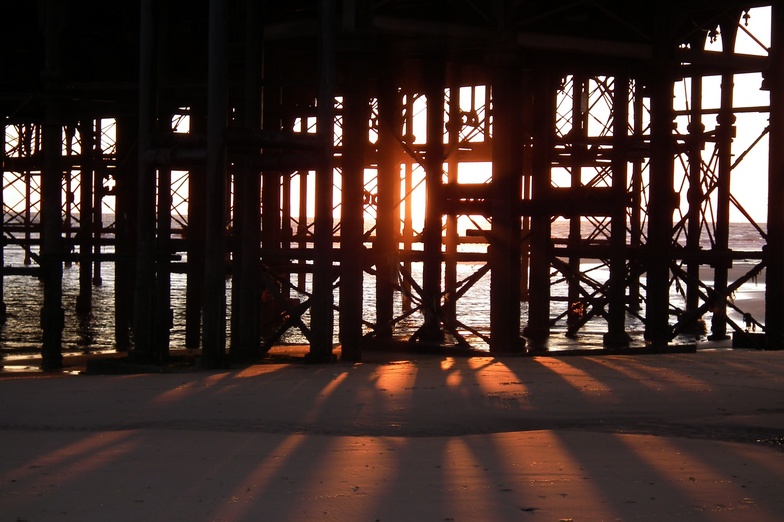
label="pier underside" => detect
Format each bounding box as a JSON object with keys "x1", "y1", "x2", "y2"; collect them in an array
[{"x1": 2, "y1": 0, "x2": 783, "y2": 367}]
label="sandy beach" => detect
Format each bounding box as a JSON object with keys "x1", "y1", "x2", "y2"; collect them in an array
[{"x1": 1, "y1": 346, "x2": 783, "y2": 521}]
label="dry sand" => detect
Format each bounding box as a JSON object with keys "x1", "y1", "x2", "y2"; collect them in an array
[{"x1": 1, "y1": 347, "x2": 784, "y2": 521}]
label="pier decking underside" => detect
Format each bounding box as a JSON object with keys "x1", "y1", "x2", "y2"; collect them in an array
[{"x1": 2, "y1": 0, "x2": 783, "y2": 368}]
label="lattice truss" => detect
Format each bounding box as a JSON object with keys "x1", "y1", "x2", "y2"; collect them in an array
[
  {"x1": 3, "y1": 124, "x2": 41, "y2": 239},
  {"x1": 668, "y1": 8, "x2": 770, "y2": 338},
  {"x1": 549, "y1": 74, "x2": 635, "y2": 338},
  {"x1": 2, "y1": 120, "x2": 118, "y2": 262}
]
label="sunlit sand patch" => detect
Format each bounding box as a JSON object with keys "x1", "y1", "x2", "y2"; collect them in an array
[
  {"x1": 533, "y1": 357, "x2": 616, "y2": 398},
  {"x1": 297, "y1": 436, "x2": 403, "y2": 521},
  {"x1": 469, "y1": 359, "x2": 532, "y2": 404},
  {"x1": 234, "y1": 364, "x2": 287, "y2": 378},
  {"x1": 373, "y1": 361, "x2": 417, "y2": 397},
  {"x1": 301, "y1": 370, "x2": 350, "y2": 424},
  {"x1": 585, "y1": 356, "x2": 713, "y2": 393},
  {"x1": 0, "y1": 431, "x2": 137, "y2": 487}
]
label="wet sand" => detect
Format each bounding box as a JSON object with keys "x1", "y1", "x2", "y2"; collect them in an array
[{"x1": 1, "y1": 347, "x2": 783, "y2": 521}]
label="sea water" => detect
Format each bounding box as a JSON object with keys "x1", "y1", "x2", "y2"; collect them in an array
[{"x1": 0, "y1": 222, "x2": 767, "y2": 357}]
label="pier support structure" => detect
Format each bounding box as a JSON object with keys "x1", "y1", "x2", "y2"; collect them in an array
[{"x1": 0, "y1": 2, "x2": 781, "y2": 367}]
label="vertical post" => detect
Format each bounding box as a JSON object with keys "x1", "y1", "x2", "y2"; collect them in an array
[
  {"x1": 133, "y1": 0, "x2": 158, "y2": 361},
  {"x1": 401, "y1": 94, "x2": 415, "y2": 313},
  {"x1": 766, "y1": 3, "x2": 784, "y2": 348},
  {"x1": 308, "y1": 0, "x2": 337, "y2": 362},
  {"x1": 339, "y1": 44, "x2": 368, "y2": 361},
  {"x1": 418, "y1": 55, "x2": 446, "y2": 344},
  {"x1": 375, "y1": 62, "x2": 401, "y2": 339},
  {"x1": 64, "y1": 126, "x2": 75, "y2": 270},
  {"x1": 297, "y1": 168, "x2": 308, "y2": 293},
  {"x1": 604, "y1": 74, "x2": 631, "y2": 347},
  {"x1": 567, "y1": 76, "x2": 586, "y2": 332},
  {"x1": 185, "y1": 103, "x2": 206, "y2": 349},
  {"x1": 76, "y1": 118, "x2": 94, "y2": 314},
  {"x1": 0, "y1": 124, "x2": 6, "y2": 323},
  {"x1": 524, "y1": 71, "x2": 554, "y2": 347},
  {"x1": 92, "y1": 121, "x2": 103, "y2": 287},
  {"x1": 231, "y1": 0, "x2": 263, "y2": 360},
  {"x1": 443, "y1": 79, "x2": 460, "y2": 329},
  {"x1": 628, "y1": 83, "x2": 645, "y2": 312},
  {"x1": 156, "y1": 152, "x2": 172, "y2": 358},
  {"x1": 115, "y1": 116, "x2": 136, "y2": 351},
  {"x1": 708, "y1": 21, "x2": 738, "y2": 341},
  {"x1": 645, "y1": 7, "x2": 676, "y2": 348},
  {"x1": 521, "y1": 80, "x2": 533, "y2": 301},
  {"x1": 489, "y1": 47, "x2": 523, "y2": 353},
  {"x1": 686, "y1": 52, "x2": 705, "y2": 331},
  {"x1": 40, "y1": 0, "x2": 64, "y2": 370},
  {"x1": 260, "y1": 85, "x2": 282, "y2": 310},
  {"x1": 201, "y1": 0, "x2": 230, "y2": 367}
]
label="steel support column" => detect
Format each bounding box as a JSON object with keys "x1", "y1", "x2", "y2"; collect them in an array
[
  {"x1": 155, "y1": 156, "x2": 172, "y2": 358},
  {"x1": 230, "y1": 0, "x2": 263, "y2": 360},
  {"x1": 418, "y1": 56, "x2": 446, "y2": 344},
  {"x1": 0, "y1": 126, "x2": 6, "y2": 323},
  {"x1": 524, "y1": 71, "x2": 554, "y2": 346},
  {"x1": 645, "y1": 11, "x2": 676, "y2": 348},
  {"x1": 604, "y1": 74, "x2": 631, "y2": 347},
  {"x1": 766, "y1": 2, "x2": 784, "y2": 348},
  {"x1": 186, "y1": 104, "x2": 206, "y2": 350},
  {"x1": 375, "y1": 63, "x2": 401, "y2": 339},
  {"x1": 133, "y1": 0, "x2": 159, "y2": 361},
  {"x1": 40, "y1": 0, "x2": 64, "y2": 370},
  {"x1": 76, "y1": 118, "x2": 94, "y2": 314},
  {"x1": 114, "y1": 116, "x2": 136, "y2": 351},
  {"x1": 201, "y1": 0, "x2": 230, "y2": 367},
  {"x1": 308, "y1": 0, "x2": 337, "y2": 362},
  {"x1": 685, "y1": 53, "x2": 706, "y2": 332},
  {"x1": 708, "y1": 21, "x2": 738, "y2": 341},
  {"x1": 489, "y1": 48, "x2": 524, "y2": 353},
  {"x1": 339, "y1": 47, "x2": 369, "y2": 361}
]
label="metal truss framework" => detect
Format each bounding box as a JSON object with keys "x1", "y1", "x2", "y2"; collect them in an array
[{"x1": 1, "y1": 1, "x2": 782, "y2": 368}]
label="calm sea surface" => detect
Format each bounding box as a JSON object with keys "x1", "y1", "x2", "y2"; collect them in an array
[{"x1": 0, "y1": 221, "x2": 767, "y2": 358}]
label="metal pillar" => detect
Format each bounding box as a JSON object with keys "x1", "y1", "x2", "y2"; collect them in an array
[
  {"x1": 375, "y1": 64, "x2": 401, "y2": 339},
  {"x1": 185, "y1": 104, "x2": 206, "y2": 350},
  {"x1": 685, "y1": 49, "x2": 706, "y2": 332},
  {"x1": 489, "y1": 48, "x2": 524, "y2": 353},
  {"x1": 114, "y1": 116, "x2": 136, "y2": 351},
  {"x1": 92, "y1": 122, "x2": 104, "y2": 287},
  {"x1": 201, "y1": 0, "x2": 230, "y2": 367},
  {"x1": 567, "y1": 76, "x2": 587, "y2": 333},
  {"x1": 418, "y1": 55, "x2": 446, "y2": 344},
  {"x1": 645, "y1": 9, "x2": 676, "y2": 348},
  {"x1": 0, "y1": 126, "x2": 6, "y2": 323},
  {"x1": 766, "y1": 2, "x2": 784, "y2": 348},
  {"x1": 155, "y1": 159, "x2": 172, "y2": 358},
  {"x1": 40, "y1": 0, "x2": 64, "y2": 370},
  {"x1": 133, "y1": 0, "x2": 159, "y2": 361},
  {"x1": 339, "y1": 46, "x2": 369, "y2": 361},
  {"x1": 604, "y1": 74, "x2": 631, "y2": 347},
  {"x1": 76, "y1": 118, "x2": 94, "y2": 314},
  {"x1": 308, "y1": 0, "x2": 337, "y2": 362},
  {"x1": 230, "y1": 0, "x2": 263, "y2": 361},
  {"x1": 443, "y1": 78, "x2": 460, "y2": 330},
  {"x1": 628, "y1": 83, "x2": 645, "y2": 313},
  {"x1": 524, "y1": 71, "x2": 554, "y2": 346},
  {"x1": 708, "y1": 20, "x2": 738, "y2": 341}
]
